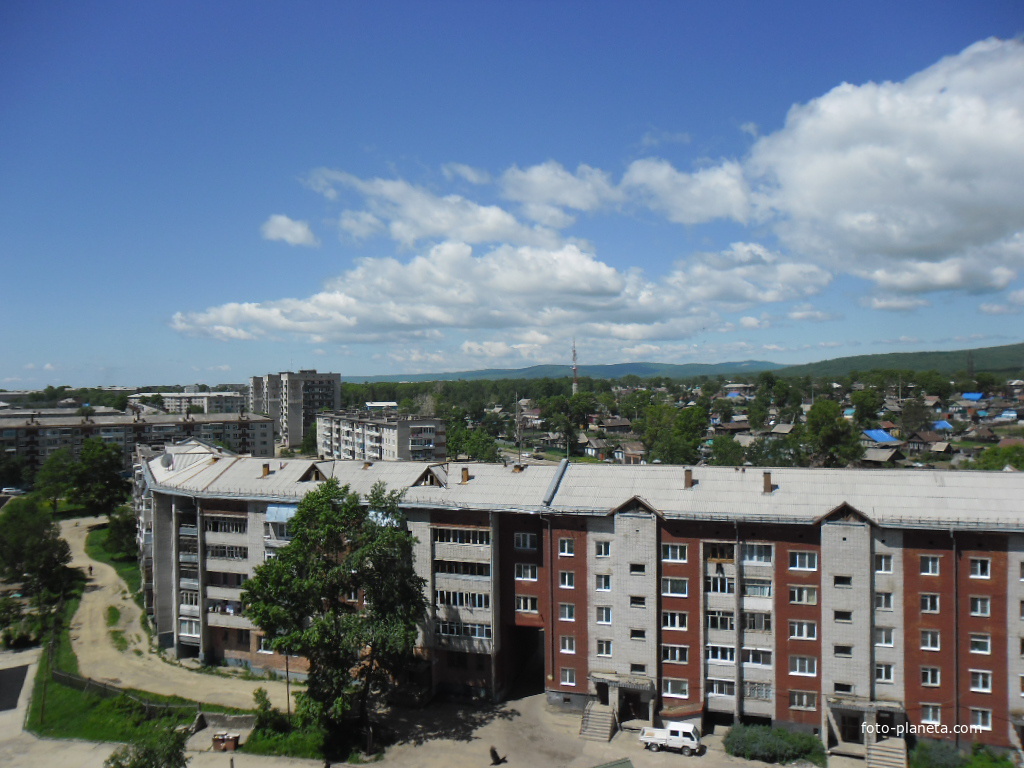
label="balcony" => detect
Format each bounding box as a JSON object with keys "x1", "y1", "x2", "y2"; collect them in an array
[
  {"x1": 179, "y1": 552, "x2": 199, "y2": 564},
  {"x1": 179, "y1": 578, "x2": 200, "y2": 590},
  {"x1": 179, "y1": 525, "x2": 198, "y2": 537},
  {"x1": 179, "y1": 603, "x2": 200, "y2": 617}
]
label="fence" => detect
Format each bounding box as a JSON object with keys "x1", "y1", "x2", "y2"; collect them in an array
[{"x1": 49, "y1": 668, "x2": 201, "y2": 719}]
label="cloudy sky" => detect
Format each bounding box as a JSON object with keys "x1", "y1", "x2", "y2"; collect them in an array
[{"x1": 2, "y1": 2, "x2": 1023, "y2": 387}]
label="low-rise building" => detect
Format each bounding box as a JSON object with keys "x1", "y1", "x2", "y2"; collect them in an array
[
  {"x1": 316, "y1": 411, "x2": 446, "y2": 462},
  {"x1": 128, "y1": 391, "x2": 246, "y2": 414}
]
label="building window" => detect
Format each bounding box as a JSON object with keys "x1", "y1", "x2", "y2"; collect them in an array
[
  {"x1": 559, "y1": 571, "x2": 575, "y2": 589},
  {"x1": 662, "y1": 543, "x2": 687, "y2": 562},
  {"x1": 707, "y1": 679, "x2": 736, "y2": 696},
  {"x1": 970, "y1": 634, "x2": 992, "y2": 655},
  {"x1": 742, "y1": 543, "x2": 773, "y2": 564},
  {"x1": 706, "y1": 645, "x2": 735, "y2": 663},
  {"x1": 629, "y1": 595, "x2": 646, "y2": 608},
  {"x1": 743, "y1": 612, "x2": 772, "y2": 632},
  {"x1": 179, "y1": 619, "x2": 201, "y2": 637},
  {"x1": 435, "y1": 621, "x2": 492, "y2": 639},
  {"x1": 629, "y1": 562, "x2": 646, "y2": 575},
  {"x1": 970, "y1": 708, "x2": 992, "y2": 731},
  {"x1": 559, "y1": 603, "x2": 575, "y2": 622},
  {"x1": 789, "y1": 586, "x2": 818, "y2": 605},
  {"x1": 970, "y1": 558, "x2": 991, "y2": 579},
  {"x1": 705, "y1": 576, "x2": 735, "y2": 594},
  {"x1": 834, "y1": 610, "x2": 853, "y2": 623},
  {"x1": 514, "y1": 532, "x2": 537, "y2": 550},
  {"x1": 515, "y1": 595, "x2": 539, "y2": 613},
  {"x1": 834, "y1": 682, "x2": 855, "y2": 694},
  {"x1": 743, "y1": 648, "x2": 772, "y2": 667},
  {"x1": 257, "y1": 635, "x2": 273, "y2": 653},
  {"x1": 970, "y1": 670, "x2": 993, "y2": 693},
  {"x1": 834, "y1": 645, "x2": 853, "y2": 657},
  {"x1": 662, "y1": 644, "x2": 689, "y2": 663},
  {"x1": 789, "y1": 620, "x2": 817, "y2": 640},
  {"x1": 921, "y1": 705, "x2": 941, "y2": 725},
  {"x1": 596, "y1": 606, "x2": 612, "y2": 624},
  {"x1": 596, "y1": 639, "x2": 612, "y2": 657},
  {"x1": 744, "y1": 681, "x2": 773, "y2": 701},
  {"x1": 920, "y1": 555, "x2": 940, "y2": 576},
  {"x1": 560, "y1": 636, "x2": 576, "y2": 654},
  {"x1": 875, "y1": 554, "x2": 893, "y2": 573},
  {"x1": 789, "y1": 551, "x2": 818, "y2": 571},
  {"x1": 920, "y1": 593, "x2": 939, "y2": 613},
  {"x1": 515, "y1": 563, "x2": 538, "y2": 581},
  {"x1": 875, "y1": 627, "x2": 894, "y2": 647},
  {"x1": 558, "y1": 538, "x2": 575, "y2": 557},
  {"x1": 662, "y1": 611, "x2": 687, "y2": 630},
  {"x1": 706, "y1": 610, "x2": 735, "y2": 631},
  {"x1": 875, "y1": 664, "x2": 894, "y2": 683},
  {"x1": 834, "y1": 575, "x2": 852, "y2": 587},
  {"x1": 630, "y1": 628, "x2": 647, "y2": 640},
  {"x1": 921, "y1": 630, "x2": 941, "y2": 651},
  {"x1": 662, "y1": 678, "x2": 689, "y2": 699},
  {"x1": 661, "y1": 577, "x2": 688, "y2": 597},
  {"x1": 875, "y1": 592, "x2": 893, "y2": 610},
  {"x1": 789, "y1": 691, "x2": 817, "y2": 710},
  {"x1": 743, "y1": 578, "x2": 772, "y2": 598},
  {"x1": 790, "y1": 656, "x2": 817, "y2": 676},
  {"x1": 595, "y1": 574, "x2": 611, "y2": 591},
  {"x1": 433, "y1": 527, "x2": 490, "y2": 545},
  {"x1": 595, "y1": 541, "x2": 610, "y2": 557},
  {"x1": 630, "y1": 663, "x2": 647, "y2": 675},
  {"x1": 560, "y1": 668, "x2": 576, "y2": 686},
  {"x1": 921, "y1": 667, "x2": 941, "y2": 686},
  {"x1": 435, "y1": 590, "x2": 490, "y2": 609}
]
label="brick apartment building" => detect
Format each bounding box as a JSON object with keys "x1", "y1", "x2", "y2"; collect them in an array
[
  {"x1": 316, "y1": 411, "x2": 446, "y2": 462},
  {"x1": 134, "y1": 442, "x2": 1024, "y2": 753}
]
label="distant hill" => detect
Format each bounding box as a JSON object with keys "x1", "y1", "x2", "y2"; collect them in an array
[
  {"x1": 347, "y1": 341, "x2": 1024, "y2": 384},
  {"x1": 349, "y1": 360, "x2": 786, "y2": 383},
  {"x1": 777, "y1": 341, "x2": 1024, "y2": 379}
]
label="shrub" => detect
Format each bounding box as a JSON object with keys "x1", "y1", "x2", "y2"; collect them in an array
[{"x1": 724, "y1": 723, "x2": 826, "y2": 765}]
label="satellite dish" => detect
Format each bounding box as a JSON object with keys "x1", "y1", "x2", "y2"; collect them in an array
[{"x1": 160, "y1": 454, "x2": 173, "y2": 468}]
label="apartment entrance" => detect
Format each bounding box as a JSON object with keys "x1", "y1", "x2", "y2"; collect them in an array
[{"x1": 508, "y1": 626, "x2": 545, "y2": 699}]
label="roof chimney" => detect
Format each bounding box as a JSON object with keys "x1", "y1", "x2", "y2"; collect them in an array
[
  {"x1": 512, "y1": 464, "x2": 525, "y2": 473},
  {"x1": 461, "y1": 466, "x2": 470, "y2": 484},
  {"x1": 262, "y1": 463, "x2": 270, "y2": 478},
  {"x1": 362, "y1": 461, "x2": 373, "y2": 470},
  {"x1": 763, "y1": 471, "x2": 774, "y2": 494},
  {"x1": 684, "y1": 468, "x2": 695, "y2": 489}
]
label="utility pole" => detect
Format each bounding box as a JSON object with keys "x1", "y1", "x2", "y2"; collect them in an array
[{"x1": 572, "y1": 339, "x2": 579, "y2": 396}]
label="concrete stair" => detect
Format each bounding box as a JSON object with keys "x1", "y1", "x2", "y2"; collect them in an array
[
  {"x1": 867, "y1": 737, "x2": 907, "y2": 768},
  {"x1": 579, "y1": 701, "x2": 617, "y2": 742}
]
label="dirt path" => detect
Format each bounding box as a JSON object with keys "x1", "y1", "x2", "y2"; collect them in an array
[{"x1": 62, "y1": 517, "x2": 294, "y2": 711}]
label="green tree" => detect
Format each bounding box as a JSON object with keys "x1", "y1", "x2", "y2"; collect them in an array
[
  {"x1": 104, "y1": 726, "x2": 189, "y2": 768},
  {"x1": 900, "y1": 397, "x2": 932, "y2": 435},
  {"x1": 967, "y1": 445, "x2": 1024, "y2": 472},
  {"x1": 299, "y1": 424, "x2": 318, "y2": 456},
  {"x1": 464, "y1": 429, "x2": 501, "y2": 462},
  {"x1": 242, "y1": 479, "x2": 427, "y2": 749},
  {"x1": 67, "y1": 438, "x2": 130, "y2": 514},
  {"x1": 0, "y1": 496, "x2": 72, "y2": 598},
  {"x1": 804, "y1": 400, "x2": 863, "y2": 467},
  {"x1": 106, "y1": 505, "x2": 139, "y2": 558},
  {"x1": 709, "y1": 435, "x2": 745, "y2": 466},
  {"x1": 638, "y1": 404, "x2": 708, "y2": 465},
  {"x1": 32, "y1": 448, "x2": 75, "y2": 512},
  {"x1": 746, "y1": 430, "x2": 808, "y2": 467},
  {"x1": 850, "y1": 389, "x2": 884, "y2": 428}
]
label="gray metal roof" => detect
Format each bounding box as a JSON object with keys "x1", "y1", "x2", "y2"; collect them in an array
[{"x1": 142, "y1": 447, "x2": 1024, "y2": 531}]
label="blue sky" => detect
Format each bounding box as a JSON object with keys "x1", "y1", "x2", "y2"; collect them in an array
[{"x1": 2, "y1": 2, "x2": 1023, "y2": 388}]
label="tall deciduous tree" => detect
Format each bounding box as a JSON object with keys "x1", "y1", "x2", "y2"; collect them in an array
[
  {"x1": 805, "y1": 400, "x2": 864, "y2": 468},
  {"x1": 67, "y1": 438, "x2": 130, "y2": 515},
  {"x1": 0, "y1": 496, "x2": 72, "y2": 597},
  {"x1": 242, "y1": 479, "x2": 426, "y2": 748},
  {"x1": 33, "y1": 447, "x2": 75, "y2": 512}
]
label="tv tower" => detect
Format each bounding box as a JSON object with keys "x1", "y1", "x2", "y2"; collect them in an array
[{"x1": 572, "y1": 338, "x2": 579, "y2": 396}]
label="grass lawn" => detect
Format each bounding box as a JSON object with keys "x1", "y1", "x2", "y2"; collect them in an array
[{"x1": 85, "y1": 525, "x2": 142, "y2": 599}]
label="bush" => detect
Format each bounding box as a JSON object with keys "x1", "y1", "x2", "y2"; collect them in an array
[
  {"x1": 910, "y1": 740, "x2": 965, "y2": 768},
  {"x1": 724, "y1": 724, "x2": 826, "y2": 765}
]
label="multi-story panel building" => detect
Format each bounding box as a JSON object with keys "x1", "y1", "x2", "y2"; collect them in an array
[
  {"x1": 0, "y1": 412, "x2": 274, "y2": 472},
  {"x1": 134, "y1": 446, "x2": 1024, "y2": 753},
  {"x1": 317, "y1": 411, "x2": 446, "y2": 462},
  {"x1": 128, "y1": 392, "x2": 246, "y2": 415},
  {"x1": 249, "y1": 370, "x2": 341, "y2": 447}
]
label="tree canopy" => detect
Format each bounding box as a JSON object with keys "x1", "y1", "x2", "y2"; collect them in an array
[
  {"x1": 805, "y1": 399, "x2": 864, "y2": 468},
  {"x1": 0, "y1": 495, "x2": 72, "y2": 598},
  {"x1": 242, "y1": 479, "x2": 427, "y2": 745},
  {"x1": 67, "y1": 438, "x2": 131, "y2": 514}
]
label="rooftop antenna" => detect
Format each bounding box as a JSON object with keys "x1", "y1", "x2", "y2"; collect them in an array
[
  {"x1": 515, "y1": 390, "x2": 523, "y2": 465},
  {"x1": 572, "y1": 338, "x2": 579, "y2": 396}
]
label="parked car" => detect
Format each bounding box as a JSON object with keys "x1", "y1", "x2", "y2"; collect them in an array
[
  {"x1": 1, "y1": 487, "x2": 25, "y2": 496},
  {"x1": 639, "y1": 721, "x2": 702, "y2": 755}
]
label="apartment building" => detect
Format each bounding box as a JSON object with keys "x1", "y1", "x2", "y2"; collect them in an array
[
  {"x1": 316, "y1": 411, "x2": 446, "y2": 462},
  {"x1": 128, "y1": 391, "x2": 246, "y2": 415},
  {"x1": 134, "y1": 444, "x2": 1024, "y2": 753},
  {"x1": 249, "y1": 370, "x2": 341, "y2": 447},
  {"x1": 1, "y1": 412, "x2": 274, "y2": 472}
]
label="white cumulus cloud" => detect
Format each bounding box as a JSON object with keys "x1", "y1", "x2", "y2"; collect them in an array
[{"x1": 261, "y1": 214, "x2": 319, "y2": 246}]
